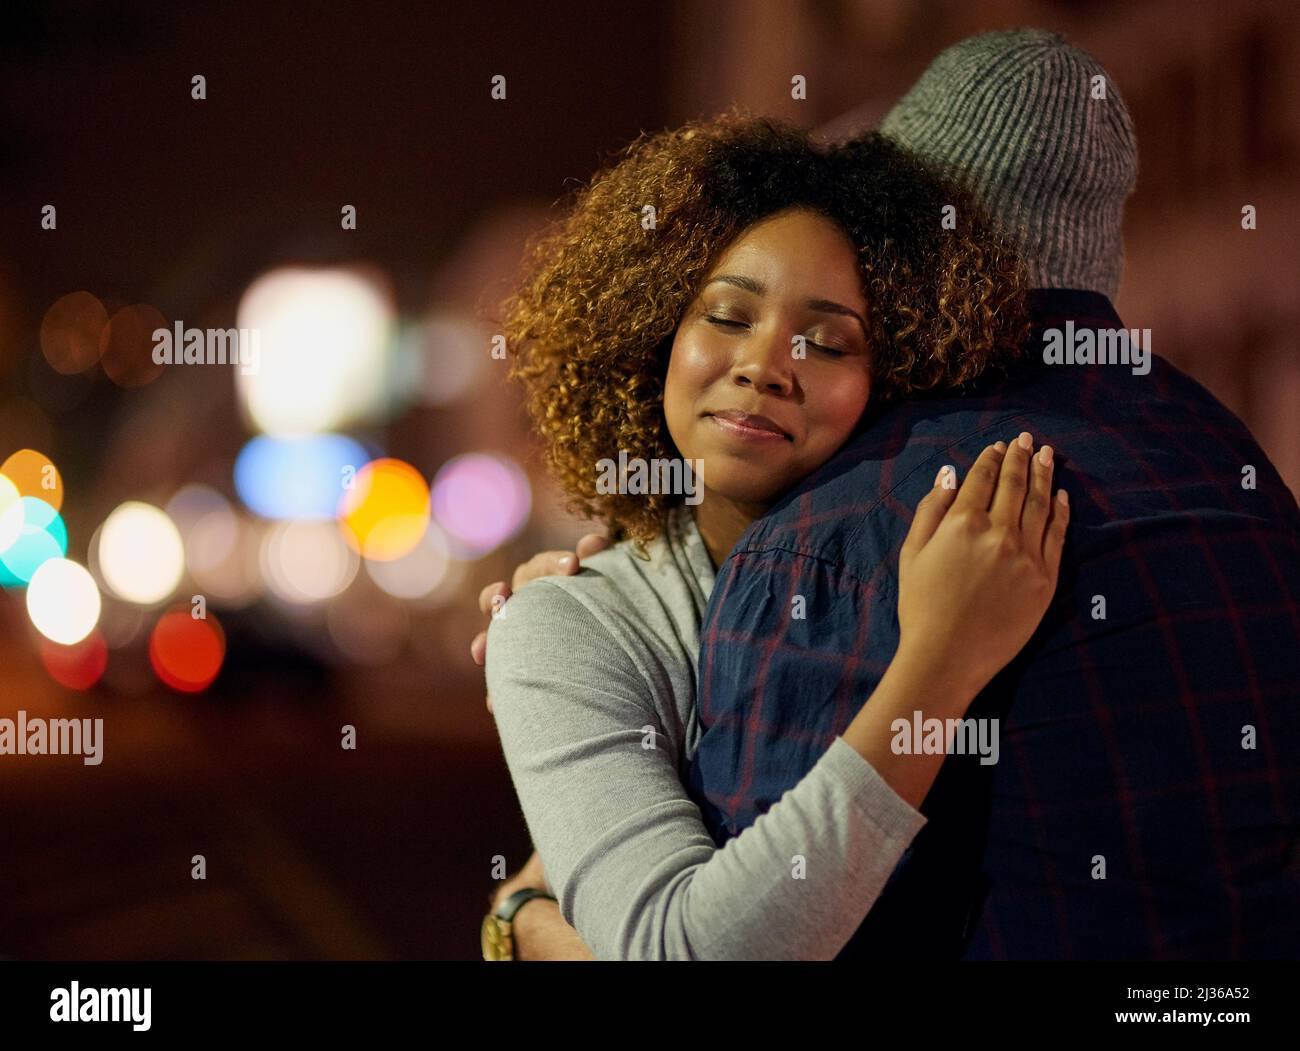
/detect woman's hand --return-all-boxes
[895,432,1068,707]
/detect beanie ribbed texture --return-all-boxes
[880,28,1138,298]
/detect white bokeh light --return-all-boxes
[98,501,185,605]
[364,518,451,599]
[261,519,358,604]
[0,474,23,554]
[188,514,263,609]
[236,268,394,436]
[27,558,101,645]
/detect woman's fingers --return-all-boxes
[990,431,1035,528]
[1020,444,1055,546]
[479,581,509,616]
[575,533,610,559]
[952,441,1008,515]
[512,550,579,590]
[902,464,960,560]
[1042,488,1070,572]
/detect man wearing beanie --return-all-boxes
[689,29,1300,959]
[879,28,1136,299]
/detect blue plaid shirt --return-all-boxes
[689,289,1300,959]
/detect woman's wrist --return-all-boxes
[884,638,983,720]
[841,648,980,810]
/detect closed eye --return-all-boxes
[706,314,852,358]
[810,342,846,358]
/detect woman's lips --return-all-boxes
[706,410,792,442]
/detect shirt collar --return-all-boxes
[1027,288,1123,327]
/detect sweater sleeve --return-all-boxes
[485,579,927,960]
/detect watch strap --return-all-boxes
[494,886,556,923]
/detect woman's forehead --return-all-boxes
[708,210,866,306]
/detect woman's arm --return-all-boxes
[488,436,1065,960]
[488,579,927,961]
[843,435,1068,806]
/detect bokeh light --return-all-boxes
[99,304,167,388]
[431,452,531,557]
[166,484,231,526]
[184,512,262,609]
[20,496,68,549]
[235,434,369,519]
[97,602,147,651]
[41,630,109,691]
[26,557,101,645]
[0,497,67,586]
[236,268,394,436]
[40,291,108,375]
[261,518,358,604]
[0,473,23,553]
[409,314,490,407]
[98,501,185,604]
[365,518,451,599]
[1,448,63,513]
[149,608,226,692]
[336,458,430,561]
[167,485,249,599]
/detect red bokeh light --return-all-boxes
[40,629,108,691]
[149,609,226,693]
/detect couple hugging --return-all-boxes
[474,29,1300,961]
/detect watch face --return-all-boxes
[481,914,513,961]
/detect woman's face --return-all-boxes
[663,207,873,512]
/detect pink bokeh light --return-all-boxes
[430,453,531,558]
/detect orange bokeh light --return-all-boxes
[40,291,108,375]
[149,609,226,693]
[1,448,63,513]
[336,458,430,561]
[100,304,167,388]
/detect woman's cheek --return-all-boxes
[663,339,706,453]
[808,374,871,448]
[666,335,723,420]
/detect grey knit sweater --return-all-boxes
[486,506,927,960]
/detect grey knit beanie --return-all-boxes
[880,28,1138,298]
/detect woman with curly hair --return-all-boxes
[485,111,1069,959]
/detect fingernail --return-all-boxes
[994,441,1007,453]
[1057,489,1069,507]
[558,555,574,570]
[934,465,948,486]
[1018,431,1033,451]
[1038,444,1053,466]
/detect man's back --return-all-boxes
[690,289,1300,958]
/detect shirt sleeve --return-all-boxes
[485,579,928,960]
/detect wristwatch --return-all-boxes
[481,887,557,961]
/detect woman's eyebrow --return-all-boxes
[705,275,867,336]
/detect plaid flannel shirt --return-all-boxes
[689,289,1300,959]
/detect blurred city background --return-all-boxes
[1,0,1296,959]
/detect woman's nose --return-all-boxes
[730,329,795,396]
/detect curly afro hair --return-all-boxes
[500,109,1028,544]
